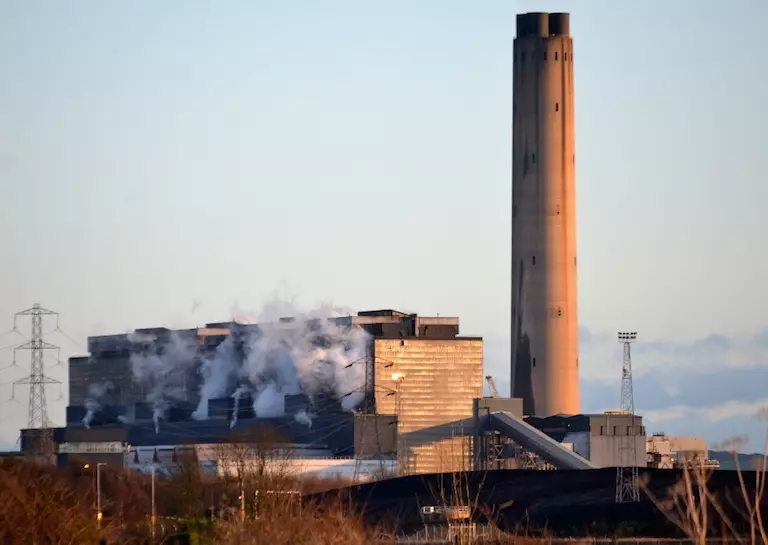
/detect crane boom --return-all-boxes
[485,375,500,398]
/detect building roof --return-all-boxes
[41,413,358,455]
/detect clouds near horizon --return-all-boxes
[484,327,768,453]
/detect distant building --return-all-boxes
[646,433,718,469]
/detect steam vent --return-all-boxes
[511,12,579,416]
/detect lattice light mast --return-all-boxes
[615,331,640,503]
[12,304,61,455]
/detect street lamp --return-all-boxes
[238,490,245,523]
[391,373,407,475]
[84,462,107,528]
[151,464,156,539]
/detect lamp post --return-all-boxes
[151,464,156,539]
[84,462,107,528]
[391,373,406,475]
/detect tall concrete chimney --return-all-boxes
[511,12,579,416]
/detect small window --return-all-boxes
[600,425,605,435]
[555,52,558,61]
[555,103,560,112]
[564,52,568,61]
[531,153,536,163]
[543,51,547,61]
[532,255,536,265]
[532,357,536,368]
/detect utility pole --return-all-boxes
[615,331,640,503]
[83,463,106,528]
[393,372,407,476]
[12,304,61,460]
[151,464,156,539]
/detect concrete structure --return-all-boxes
[647,433,717,469]
[526,412,647,468]
[511,12,579,417]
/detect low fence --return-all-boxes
[393,526,734,545]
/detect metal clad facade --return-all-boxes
[373,338,483,474]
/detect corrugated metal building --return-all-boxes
[64,309,483,476]
[373,336,483,475]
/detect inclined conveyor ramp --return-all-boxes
[488,411,596,470]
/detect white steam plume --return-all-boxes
[82,381,115,428]
[239,302,370,419]
[229,385,250,429]
[192,335,241,420]
[295,410,312,428]
[192,299,372,421]
[128,332,197,433]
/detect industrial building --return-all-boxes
[16,12,715,485]
[33,307,605,477]
[39,310,486,477]
[23,303,712,479]
[510,11,579,417]
[646,433,718,469]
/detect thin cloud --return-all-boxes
[580,327,768,382]
[644,398,768,424]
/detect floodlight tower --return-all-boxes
[615,331,640,503]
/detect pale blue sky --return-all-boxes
[1,1,767,451]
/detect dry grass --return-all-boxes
[0,456,387,544]
[642,410,768,544]
[215,498,392,545]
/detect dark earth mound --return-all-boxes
[308,468,767,537]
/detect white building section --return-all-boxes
[121,444,396,482]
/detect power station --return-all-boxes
[511,12,579,417]
[10,12,716,487]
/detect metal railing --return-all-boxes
[393,527,740,545]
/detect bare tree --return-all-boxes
[0,459,107,545]
[643,414,768,544]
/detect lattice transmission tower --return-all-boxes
[615,331,640,503]
[12,304,61,457]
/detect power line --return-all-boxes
[615,331,640,504]
[11,303,62,459]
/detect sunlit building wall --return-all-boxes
[373,338,483,475]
